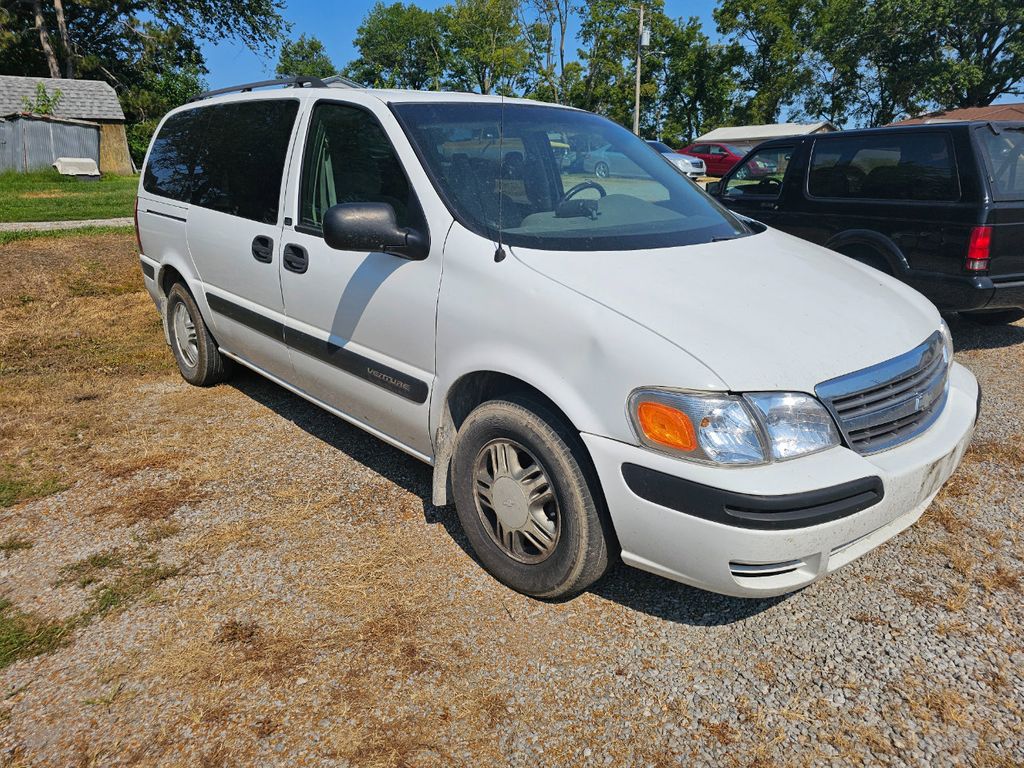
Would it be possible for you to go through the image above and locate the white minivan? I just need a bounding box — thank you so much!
[136,78,979,600]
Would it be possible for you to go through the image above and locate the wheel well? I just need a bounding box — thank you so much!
[834,243,894,275]
[159,264,185,299]
[432,371,594,509]
[446,371,574,433]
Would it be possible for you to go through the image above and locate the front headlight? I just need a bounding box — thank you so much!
[628,389,840,466]
[744,393,840,460]
[939,319,953,365]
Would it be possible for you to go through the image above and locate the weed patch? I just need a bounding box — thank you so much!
[0,464,64,508]
[0,599,71,669]
[57,549,125,588]
[0,536,33,558]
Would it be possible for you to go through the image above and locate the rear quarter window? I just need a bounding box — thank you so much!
[807,132,959,201]
[976,126,1024,200]
[143,99,300,223]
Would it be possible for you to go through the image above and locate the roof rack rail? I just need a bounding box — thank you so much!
[188,76,327,103]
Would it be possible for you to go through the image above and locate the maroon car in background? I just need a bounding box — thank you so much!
[678,142,751,177]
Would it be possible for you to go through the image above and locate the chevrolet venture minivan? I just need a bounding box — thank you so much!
[137,78,980,599]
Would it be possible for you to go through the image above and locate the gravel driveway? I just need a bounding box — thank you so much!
[1,233,1022,767]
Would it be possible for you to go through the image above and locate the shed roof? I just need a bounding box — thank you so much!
[0,76,125,121]
[889,103,1024,125]
[695,121,836,144]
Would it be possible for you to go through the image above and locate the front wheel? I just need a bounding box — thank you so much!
[594,161,610,179]
[451,397,613,599]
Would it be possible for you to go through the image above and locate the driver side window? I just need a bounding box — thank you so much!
[299,102,422,231]
[724,146,793,198]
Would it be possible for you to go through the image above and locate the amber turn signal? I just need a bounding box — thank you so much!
[636,401,698,452]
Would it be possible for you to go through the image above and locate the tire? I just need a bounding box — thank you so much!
[451,396,613,599]
[961,308,1024,325]
[594,161,610,179]
[166,282,231,386]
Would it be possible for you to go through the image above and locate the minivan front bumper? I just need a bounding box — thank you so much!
[582,362,979,598]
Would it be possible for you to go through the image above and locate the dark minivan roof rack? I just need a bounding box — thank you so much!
[189,76,328,103]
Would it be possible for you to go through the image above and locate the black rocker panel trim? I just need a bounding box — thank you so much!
[140,260,155,279]
[621,463,884,530]
[205,293,428,403]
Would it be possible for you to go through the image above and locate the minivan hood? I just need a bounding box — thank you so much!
[512,228,940,393]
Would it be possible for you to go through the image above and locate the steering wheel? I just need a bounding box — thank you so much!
[560,180,606,204]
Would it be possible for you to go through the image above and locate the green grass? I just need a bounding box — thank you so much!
[58,550,125,588]
[0,224,134,247]
[0,536,33,559]
[0,170,137,223]
[0,598,71,669]
[0,465,65,508]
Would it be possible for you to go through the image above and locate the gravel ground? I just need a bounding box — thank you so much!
[1,233,1022,767]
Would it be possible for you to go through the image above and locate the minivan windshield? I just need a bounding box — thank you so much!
[977,125,1024,200]
[393,102,749,250]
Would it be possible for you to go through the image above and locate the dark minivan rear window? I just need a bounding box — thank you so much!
[808,133,958,201]
[976,126,1024,200]
[144,99,299,223]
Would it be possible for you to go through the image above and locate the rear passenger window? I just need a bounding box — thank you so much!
[143,100,299,223]
[299,102,421,231]
[808,133,958,201]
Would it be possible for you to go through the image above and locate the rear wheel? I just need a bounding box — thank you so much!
[166,283,232,386]
[961,308,1024,325]
[451,397,613,599]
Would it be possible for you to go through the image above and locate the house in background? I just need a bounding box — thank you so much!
[692,121,838,151]
[889,103,1024,125]
[0,75,133,175]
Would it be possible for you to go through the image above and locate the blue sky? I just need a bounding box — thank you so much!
[201,0,720,89]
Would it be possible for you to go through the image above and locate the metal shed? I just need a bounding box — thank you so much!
[0,76,132,174]
[0,113,100,173]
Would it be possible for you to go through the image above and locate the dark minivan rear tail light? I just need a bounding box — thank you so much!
[966,226,991,272]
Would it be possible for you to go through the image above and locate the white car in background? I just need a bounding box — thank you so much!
[137,80,978,601]
[647,139,706,179]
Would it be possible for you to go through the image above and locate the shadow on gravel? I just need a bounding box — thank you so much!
[947,313,1024,351]
[231,370,788,627]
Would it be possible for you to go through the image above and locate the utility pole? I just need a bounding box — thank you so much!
[632,3,644,135]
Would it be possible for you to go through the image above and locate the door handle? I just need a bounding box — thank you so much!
[283,243,308,274]
[252,235,274,263]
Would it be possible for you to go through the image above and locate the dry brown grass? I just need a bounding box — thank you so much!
[90,481,203,525]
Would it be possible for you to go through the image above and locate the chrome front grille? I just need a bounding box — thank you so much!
[816,331,949,455]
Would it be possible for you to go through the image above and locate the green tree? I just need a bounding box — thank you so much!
[344,2,448,89]
[574,0,671,133]
[0,0,286,81]
[276,34,336,79]
[21,81,62,114]
[715,0,812,123]
[924,0,1024,108]
[443,0,530,94]
[519,0,573,102]
[662,18,738,143]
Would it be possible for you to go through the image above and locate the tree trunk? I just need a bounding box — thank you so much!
[52,0,74,78]
[31,0,61,78]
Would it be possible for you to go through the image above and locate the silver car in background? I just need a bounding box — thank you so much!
[647,140,706,179]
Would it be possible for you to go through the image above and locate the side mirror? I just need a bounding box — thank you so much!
[322,202,429,261]
[705,180,722,195]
